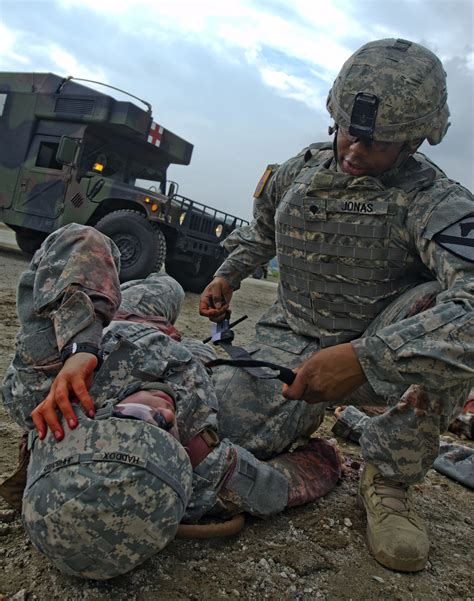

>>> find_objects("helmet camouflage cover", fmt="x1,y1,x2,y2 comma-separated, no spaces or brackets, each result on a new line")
327,38,450,145
22,406,193,580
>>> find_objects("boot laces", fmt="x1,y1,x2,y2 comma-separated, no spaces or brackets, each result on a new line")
373,475,419,526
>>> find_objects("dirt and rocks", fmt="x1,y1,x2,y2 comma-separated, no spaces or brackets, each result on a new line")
0,241,472,601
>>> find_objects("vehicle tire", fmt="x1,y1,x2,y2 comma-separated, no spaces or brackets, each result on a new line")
165,257,220,293
95,209,166,282
15,228,48,255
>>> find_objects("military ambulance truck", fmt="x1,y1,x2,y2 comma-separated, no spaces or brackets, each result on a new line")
0,72,247,291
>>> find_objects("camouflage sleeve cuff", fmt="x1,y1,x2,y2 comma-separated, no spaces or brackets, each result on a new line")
67,318,104,350
351,337,407,399
213,263,244,291
52,290,100,352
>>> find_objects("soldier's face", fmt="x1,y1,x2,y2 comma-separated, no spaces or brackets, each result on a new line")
337,128,405,176
115,389,179,439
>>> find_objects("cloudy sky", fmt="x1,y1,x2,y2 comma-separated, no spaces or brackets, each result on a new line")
1,0,473,220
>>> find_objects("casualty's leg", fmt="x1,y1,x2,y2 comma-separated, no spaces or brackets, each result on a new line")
2,224,121,429
183,436,341,522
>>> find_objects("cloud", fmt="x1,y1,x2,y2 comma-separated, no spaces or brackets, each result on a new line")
55,0,354,102
11,0,473,117
0,30,107,86
46,44,108,82
425,51,474,190
259,67,326,111
0,22,30,65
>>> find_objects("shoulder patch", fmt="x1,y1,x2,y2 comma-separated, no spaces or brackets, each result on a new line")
434,214,474,263
254,165,276,198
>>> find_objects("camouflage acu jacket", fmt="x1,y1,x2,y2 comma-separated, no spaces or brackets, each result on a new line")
215,144,474,397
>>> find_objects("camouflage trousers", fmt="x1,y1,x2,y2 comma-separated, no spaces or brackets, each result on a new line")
2,224,121,429
213,282,470,484
2,225,289,520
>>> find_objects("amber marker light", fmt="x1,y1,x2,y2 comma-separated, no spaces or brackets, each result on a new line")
92,162,104,172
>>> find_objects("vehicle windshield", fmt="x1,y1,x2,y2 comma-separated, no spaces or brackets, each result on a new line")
79,128,167,186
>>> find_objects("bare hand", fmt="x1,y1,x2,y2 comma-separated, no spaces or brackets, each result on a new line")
199,277,234,322
282,343,366,404
31,353,98,441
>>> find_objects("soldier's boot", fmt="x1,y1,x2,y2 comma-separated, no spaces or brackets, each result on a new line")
269,438,342,507
358,463,429,572
0,432,29,512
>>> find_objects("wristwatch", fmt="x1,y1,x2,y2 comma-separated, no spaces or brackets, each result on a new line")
60,343,103,371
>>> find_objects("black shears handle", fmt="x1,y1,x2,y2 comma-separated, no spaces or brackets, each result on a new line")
205,358,296,385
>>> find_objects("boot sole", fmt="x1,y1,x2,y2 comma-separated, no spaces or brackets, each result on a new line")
357,493,428,573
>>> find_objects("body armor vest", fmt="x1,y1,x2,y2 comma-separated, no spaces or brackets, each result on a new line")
275,145,436,346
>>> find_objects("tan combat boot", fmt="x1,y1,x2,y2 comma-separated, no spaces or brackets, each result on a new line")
358,463,429,572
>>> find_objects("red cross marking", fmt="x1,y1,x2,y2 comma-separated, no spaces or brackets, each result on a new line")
147,121,164,147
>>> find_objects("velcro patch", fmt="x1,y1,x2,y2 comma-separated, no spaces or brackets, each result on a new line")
434,214,474,263
254,165,275,198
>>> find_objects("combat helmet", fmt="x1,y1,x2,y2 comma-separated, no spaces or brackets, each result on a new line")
327,38,450,145
22,405,193,580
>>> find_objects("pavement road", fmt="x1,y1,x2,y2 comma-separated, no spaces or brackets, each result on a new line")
0,224,19,252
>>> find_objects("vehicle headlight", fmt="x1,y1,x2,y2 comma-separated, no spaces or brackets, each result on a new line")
215,224,223,237
179,212,186,225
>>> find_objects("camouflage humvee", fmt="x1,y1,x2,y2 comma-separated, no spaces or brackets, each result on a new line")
0,72,247,291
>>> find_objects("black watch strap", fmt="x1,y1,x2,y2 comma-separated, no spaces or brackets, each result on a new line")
60,343,103,370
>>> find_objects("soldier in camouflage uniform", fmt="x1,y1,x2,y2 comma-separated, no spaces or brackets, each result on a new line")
200,38,474,572
1,223,341,580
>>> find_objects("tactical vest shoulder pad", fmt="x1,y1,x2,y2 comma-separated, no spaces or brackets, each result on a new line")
304,142,333,163
414,152,447,179
416,153,473,198
383,154,437,193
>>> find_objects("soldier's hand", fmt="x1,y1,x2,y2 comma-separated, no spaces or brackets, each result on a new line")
31,353,97,441
282,343,366,404
199,277,234,322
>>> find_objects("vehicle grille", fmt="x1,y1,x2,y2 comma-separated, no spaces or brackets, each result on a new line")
55,98,95,115
189,213,213,235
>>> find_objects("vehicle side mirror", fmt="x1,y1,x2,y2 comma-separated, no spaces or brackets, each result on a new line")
56,136,80,165
167,181,178,198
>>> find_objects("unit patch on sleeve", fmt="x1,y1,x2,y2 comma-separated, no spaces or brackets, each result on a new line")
254,165,276,198
433,214,474,263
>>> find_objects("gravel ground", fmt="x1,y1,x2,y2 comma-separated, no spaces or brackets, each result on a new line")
0,242,472,601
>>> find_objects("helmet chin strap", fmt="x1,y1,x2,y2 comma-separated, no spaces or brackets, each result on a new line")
391,139,423,170
329,124,339,167
391,143,412,170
